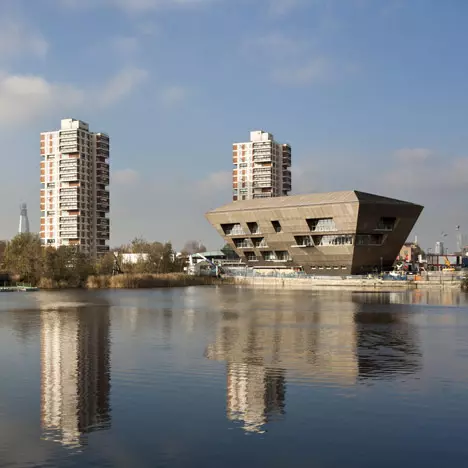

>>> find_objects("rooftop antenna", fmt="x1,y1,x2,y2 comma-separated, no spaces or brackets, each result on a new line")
19,203,30,234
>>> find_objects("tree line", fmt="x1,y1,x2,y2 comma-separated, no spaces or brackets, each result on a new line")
0,234,210,287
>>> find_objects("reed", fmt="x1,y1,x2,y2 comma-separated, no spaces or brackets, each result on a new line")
86,273,230,289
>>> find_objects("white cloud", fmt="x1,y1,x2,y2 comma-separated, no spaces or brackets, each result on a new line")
61,0,216,13
113,169,140,185
248,33,305,58
98,67,148,107
160,85,189,107
246,29,353,87
268,0,303,16
383,149,468,193
0,18,48,61
111,36,140,56
394,148,433,163
0,66,149,127
0,73,84,125
197,171,231,193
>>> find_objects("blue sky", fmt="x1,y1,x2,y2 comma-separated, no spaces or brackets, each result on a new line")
1,0,468,251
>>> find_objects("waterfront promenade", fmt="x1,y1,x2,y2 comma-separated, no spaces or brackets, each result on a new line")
231,273,464,291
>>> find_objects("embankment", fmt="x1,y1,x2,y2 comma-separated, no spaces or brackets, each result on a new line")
233,276,463,291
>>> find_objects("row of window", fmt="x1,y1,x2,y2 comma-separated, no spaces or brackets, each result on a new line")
311,266,348,270
295,234,383,246
233,237,268,248
222,217,397,237
244,251,292,262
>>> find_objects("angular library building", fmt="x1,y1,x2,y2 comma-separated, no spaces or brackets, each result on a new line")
206,191,423,275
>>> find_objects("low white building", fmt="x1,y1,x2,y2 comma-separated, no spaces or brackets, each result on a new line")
121,253,149,264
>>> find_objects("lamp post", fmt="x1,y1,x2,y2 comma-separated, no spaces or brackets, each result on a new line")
380,256,383,274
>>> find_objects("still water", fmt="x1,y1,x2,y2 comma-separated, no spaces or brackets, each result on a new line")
0,287,467,467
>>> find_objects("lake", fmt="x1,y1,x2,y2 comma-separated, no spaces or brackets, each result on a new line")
0,287,467,467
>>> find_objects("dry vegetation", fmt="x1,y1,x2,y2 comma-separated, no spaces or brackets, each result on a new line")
87,273,229,289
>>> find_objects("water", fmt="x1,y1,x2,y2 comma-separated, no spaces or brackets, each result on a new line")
0,287,467,467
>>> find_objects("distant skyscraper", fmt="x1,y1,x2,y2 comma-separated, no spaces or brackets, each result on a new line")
40,118,110,257
19,203,30,234
232,130,292,201
435,241,444,255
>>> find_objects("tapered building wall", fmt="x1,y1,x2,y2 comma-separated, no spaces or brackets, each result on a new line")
206,191,423,275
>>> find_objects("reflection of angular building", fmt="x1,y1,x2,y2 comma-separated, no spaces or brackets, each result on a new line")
41,306,111,448
206,294,359,432
206,191,423,275
206,289,422,432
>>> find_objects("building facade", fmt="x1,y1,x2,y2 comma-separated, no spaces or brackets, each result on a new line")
40,119,110,257
232,130,291,201
397,242,423,263
206,190,423,275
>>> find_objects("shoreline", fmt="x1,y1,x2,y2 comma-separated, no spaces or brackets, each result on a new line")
232,276,462,291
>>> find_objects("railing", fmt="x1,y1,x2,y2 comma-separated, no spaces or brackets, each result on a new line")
235,241,254,249
225,227,246,236
254,241,268,248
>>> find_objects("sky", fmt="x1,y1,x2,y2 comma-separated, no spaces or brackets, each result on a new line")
0,0,468,251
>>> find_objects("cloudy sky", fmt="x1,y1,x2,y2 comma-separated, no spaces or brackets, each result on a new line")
0,0,467,251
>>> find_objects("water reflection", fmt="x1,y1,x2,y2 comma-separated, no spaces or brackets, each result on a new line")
39,293,111,448
226,364,285,433
206,289,421,433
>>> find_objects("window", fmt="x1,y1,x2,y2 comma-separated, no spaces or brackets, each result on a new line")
247,222,261,234
245,251,257,261
233,238,253,248
313,235,353,246
252,237,267,248
275,251,292,262
271,220,282,233
221,223,245,236
356,234,384,246
261,251,276,261
294,235,313,247
375,217,396,231
307,218,337,232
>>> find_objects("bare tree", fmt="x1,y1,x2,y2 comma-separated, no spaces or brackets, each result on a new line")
182,240,207,255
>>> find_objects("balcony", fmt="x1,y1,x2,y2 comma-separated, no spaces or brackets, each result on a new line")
375,218,396,231
253,155,272,163
307,218,337,232
253,238,268,248
221,223,246,236
253,181,272,188
234,239,254,249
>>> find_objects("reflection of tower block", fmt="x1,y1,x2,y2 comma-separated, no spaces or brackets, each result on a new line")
226,363,285,433
40,308,111,448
